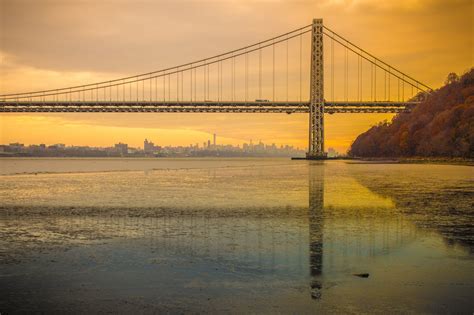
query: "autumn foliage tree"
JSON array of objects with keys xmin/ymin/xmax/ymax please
[{"xmin": 349, "ymin": 69, "xmax": 474, "ymax": 158}]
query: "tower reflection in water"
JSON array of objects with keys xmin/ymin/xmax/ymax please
[{"xmin": 308, "ymin": 162, "xmax": 324, "ymax": 299}]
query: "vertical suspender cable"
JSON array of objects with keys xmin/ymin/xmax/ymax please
[
  {"xmin": 229, "ymin": 59, "xmax": 231, "ymax": 102},
  {"xmin": 344, "ymin": 46, "xmax": 348, "ymax": 102},
  {"xmin": 360, "ymin": 54, "xmax": 363, "ymax": 101},
  {"xmin": 374, "ymin": 60, "xmax": 377, "ymax": 102},
  {"xmin": 397, "ymin": 78, "xmax": 400, "ymax": 101},
  {"xmin": 232, "ymin": 58, "xmax": 236, "ymax": 101},
  {"xmin": 286, "ymin": 38, "xmax": 289, "ymax": 103},
  {"xmin": 331, "ymin": 36, "xmax": 334, "ymax": 102},
  {"xmin": 221, "ymin": 61, "xmax": 223, "ymax": 101},
  {"xmin": 232, "ymin": 56, "xmax": 235, "ymax": 102},
  {"xmin": 259, "ymin": 45, "xmax": 262, "ymax": 99},
  {"xmin": 299, "ymin": 32, "xmax": 302, "ymax": 102},
  {"xmin": 370, "ymin": 63, "xmax": 373, "ymax": 101},
  {"xmin": 221, "ymin": 60, "xmax": 223, "ymax": 101},
  {"xmin": 245, "ymin": 51, "xmax": 248, "ymax": 102},
  {"xmin": 272, "ymin": 42, "xmax": 275, "ymax": 102},
  {"xmin": 403, "ymin": 76, "xmax": 406, "ymax": 101},
  {"xmin": 388, "ymin": 67, "xmax": 391, "ymax": 101},
  {"xmin": 357, "ymin": 55, "xmax": 360, "ymax": 101},
  {"xmin": 346, "ymin": 45, "xmax": 349, "ymax": 102},
  {"xmin": 347, "ymin": 46, "xmax": 349, "ymax": 102}
]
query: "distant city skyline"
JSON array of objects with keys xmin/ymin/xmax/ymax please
[
  {"xmin": 1, "ymin": 134, "xmax": 308, "ymax": 151},
  {"xmin": 1, "ymin": 135, "xmax": 326, "ymax": 158}
]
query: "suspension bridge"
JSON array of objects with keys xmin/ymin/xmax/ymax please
[{"xmin": 0, "ymin": 19, "xmax": 432, "ymax": 159}]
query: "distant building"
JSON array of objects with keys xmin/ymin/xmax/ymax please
[
  {"xmin": 9, "ymin": 142, "xmax": 24, "ymax": 147},
  {"xmin": 144, "ymin": 138, "xmax": 155, "ymax": 153},
  {"xmin": 8, "ymin": 143, "xmax": 25, "ymax": 152},
  {"xmin": 114, "ymin": 142, "xmax": 128, "ymax": 155},
  {"xmin": 327, "ymin": 147, "xmax": 339, "ymax": 158},
  {"xmin": 213, "ymin": 133, "xmax": 216, "ymax": 147}
]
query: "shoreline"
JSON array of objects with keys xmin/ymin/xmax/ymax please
[
  {"xmin": 354, "ymin": 157, "xmax": 474, "ymax": 166},
  {"xmin": 0, "ymin": 155, "xmax": 472, "ymax": 166}
]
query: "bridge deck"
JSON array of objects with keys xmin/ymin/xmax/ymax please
[{"xmin": 0, "ymin": 101, "xmax": 418, "ymax": 114}]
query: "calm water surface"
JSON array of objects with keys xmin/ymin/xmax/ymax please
[{"xmin": 0, "ymin": 158, "xmax": 473, "ymax": 313}]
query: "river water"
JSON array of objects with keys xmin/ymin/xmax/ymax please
[{"xmin": 0, "ymin": 158, "xmax": 473, "ymax": 313}]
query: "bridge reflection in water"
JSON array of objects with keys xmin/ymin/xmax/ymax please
[
  {"xmin": 3, "ymin": 161, "xmax": 473, "ymax": 313},
  {"xmin": 1, "ymin": 162, "xmax": 424, "ymax": 304}
]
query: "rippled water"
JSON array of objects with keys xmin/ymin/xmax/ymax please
[{"xmin": 1, "ymin": 158, "xmax": 473, "ymax": 313}]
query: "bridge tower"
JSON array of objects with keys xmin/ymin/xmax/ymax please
[{"xmin": 307, "ymin": 18, "xmax": 326, "ymax": 159}]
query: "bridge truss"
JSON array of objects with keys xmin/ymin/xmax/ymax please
[{"xmin": 0, "ymin": 101, "xmax": 414, "ymax": 114}]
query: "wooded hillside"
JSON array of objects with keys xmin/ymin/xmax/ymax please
[{"xmin": 349, "ymin": 69, "xmax": 473, "ymax": 158}]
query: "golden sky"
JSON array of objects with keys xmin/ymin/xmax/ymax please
[{"xmin": 1, "ymin": 0, "xmax": 472, "ymax": 152}]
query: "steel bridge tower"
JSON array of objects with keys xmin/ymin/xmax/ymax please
[{"xmin": 307, "ymin": 18, "xmax": 325, "ymax": 159}]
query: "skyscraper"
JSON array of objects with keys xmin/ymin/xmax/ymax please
[
  {"xmin": 144, "ymin": 139, "xmax": 155, "ymax": 153},
  {"xmin": 213, "ymin": 133, "xmax": 216, "ymax": 147}
]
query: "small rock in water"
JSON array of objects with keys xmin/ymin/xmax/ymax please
[{"xmin": 353, "ymin": 273, "xmax": 370, "ymax": 278}]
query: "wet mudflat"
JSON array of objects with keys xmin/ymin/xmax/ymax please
[{"xmin": 1, "ymin": 158, "xmax": 473, "ymax": 313}]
